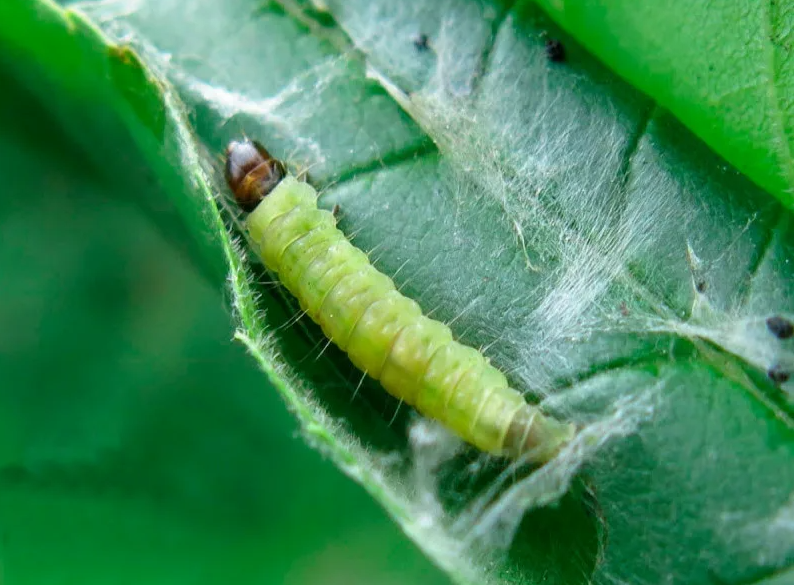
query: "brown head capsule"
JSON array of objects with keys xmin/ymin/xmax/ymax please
[{"xmin": 225, "ymin": 139, "xmax": 286, "ymax": 212}]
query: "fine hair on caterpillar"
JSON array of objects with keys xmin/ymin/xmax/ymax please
[{"xmin": 225, "ymin": 138, "xmax": 576, "ymax": 463}]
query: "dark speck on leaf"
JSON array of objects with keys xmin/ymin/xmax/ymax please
[
  {"xmin": 696, "ymin": 280, "xmax": 707, "ymax": 293},
  {"xmin": 545, "ymin": 38, "xmax": 566, "ymax": 62},
  {"xmin": 768, "ymin": 364, "xmax": 790, "ymax": 385},
  {"xmin": 413, "ymin": 33, "xmax": 430, "ymax": 52},
  {"xmin": 766, "ymin": 315, "xmax": 793, "ymax": 340}
]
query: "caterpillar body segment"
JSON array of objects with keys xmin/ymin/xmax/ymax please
[{"xmin": 226, "ymin": 139, "xmax": 575, "ymax": 463}]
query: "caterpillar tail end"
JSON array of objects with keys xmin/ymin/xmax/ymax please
[{"xmin": 506, "ymin": 409, "xmax": 577, "ymax": 464}]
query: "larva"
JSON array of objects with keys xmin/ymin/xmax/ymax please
[{"xmin": 225, "ymin": 139, "xmax": 576, "ymax": 463}]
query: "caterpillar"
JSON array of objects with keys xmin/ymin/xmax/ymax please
[{"xmin": 225, "ymin": 138, "xmax": 576, "ymax": 463}]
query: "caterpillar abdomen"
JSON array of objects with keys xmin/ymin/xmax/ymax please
[{"xmin": 226, "ymin": 139, "xmax": 575, "ymax": 462}]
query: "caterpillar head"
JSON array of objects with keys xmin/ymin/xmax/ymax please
[{"xmin": 225, "ymin": 139, "xmax": 287, "ymax": 212}]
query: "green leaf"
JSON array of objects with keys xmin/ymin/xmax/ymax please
[
  {"xmin": 0, "ymin": 29, "xmax": 448, "ymax": 585},
  {"xmin": 536, "ymin": 0, "xmax": 794, "ymax": 211},
  {"xmin": 1, "ymin": 0, "xmax": 792, "ymax": 584}
]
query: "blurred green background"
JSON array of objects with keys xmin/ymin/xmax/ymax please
[{"xmin": 0, "ymin": 72, "xmax": 447, "ymax": 585}]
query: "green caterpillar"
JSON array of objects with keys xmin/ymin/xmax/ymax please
[{"xmin": 225, "ymin": 139, "xmax": 575, "ymax": 463}]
